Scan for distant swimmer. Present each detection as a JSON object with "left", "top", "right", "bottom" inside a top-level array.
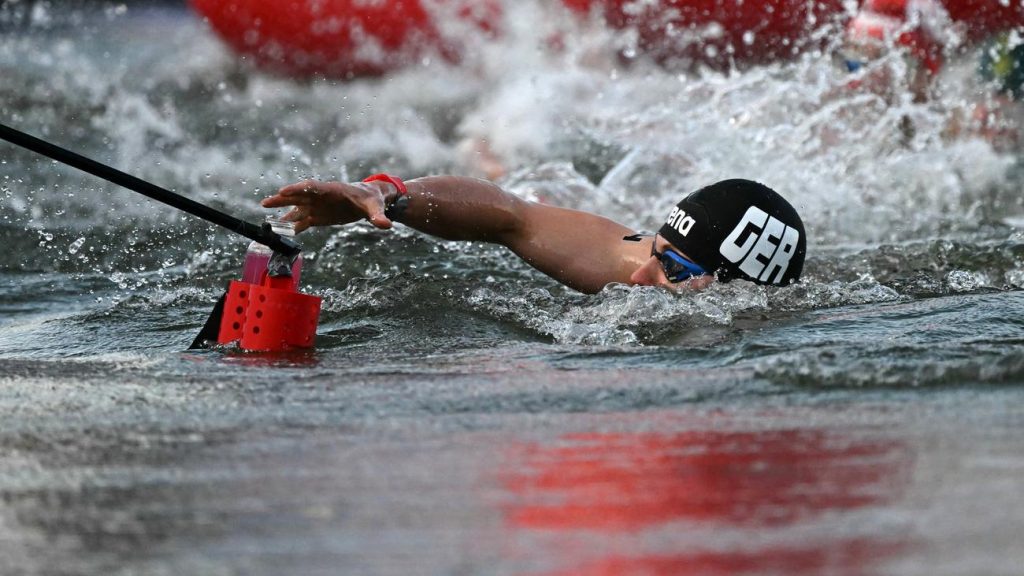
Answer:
[
  {"left": 839, "top": 0, "right": 950, "bottom": 103},
  {"left": 261, "top": 175, "right": 806, "bottom": 294}
]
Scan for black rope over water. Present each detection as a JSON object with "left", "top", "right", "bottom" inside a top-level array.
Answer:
[{"left": 0, "top": 122, "right": 301, "bottom": 258}]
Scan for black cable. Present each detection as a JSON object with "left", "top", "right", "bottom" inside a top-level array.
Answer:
[{"left": 0, "top": 122, "right": 300, "bottom": 257}]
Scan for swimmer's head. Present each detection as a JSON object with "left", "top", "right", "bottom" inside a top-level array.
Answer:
[{"left": 658, "top": 179, "right": 806, "bottom": 286}]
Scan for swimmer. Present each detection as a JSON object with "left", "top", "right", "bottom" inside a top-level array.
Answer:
[
  {"left": 839, "top": 0, "right": 951, "bottom": 103},
  {"left": 261, "top": 175, "right": 805, "bottom": 294}
]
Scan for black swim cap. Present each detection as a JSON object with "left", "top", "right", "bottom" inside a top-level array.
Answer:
[{"left": 657, "top": 179, "right": 806, "bottom": 286}]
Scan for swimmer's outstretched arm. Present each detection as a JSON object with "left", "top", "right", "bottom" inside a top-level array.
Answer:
[{"left": 261, "top": 176, "right": 641, "bottom": 293}]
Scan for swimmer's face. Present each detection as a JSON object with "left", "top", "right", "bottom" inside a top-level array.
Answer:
[{"left": 629, "top": 235, "right": 715, "bottom": 291}]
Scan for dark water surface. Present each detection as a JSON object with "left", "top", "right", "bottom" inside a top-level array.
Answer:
[{"left": 2, "top": 3, "right": 1024, "bottom": 575}]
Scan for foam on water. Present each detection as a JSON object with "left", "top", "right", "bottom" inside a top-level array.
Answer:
[{"left": 2, "top": 3, "right": 1013, "bottom": 230}]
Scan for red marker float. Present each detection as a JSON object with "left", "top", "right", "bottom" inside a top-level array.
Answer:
[
  {"left": 0, "top": 122, "right": 321, "bottom": 353},
  {"left": 217, "top": 275, "right": 320, "bottom": 352},
  {"left": 190, "top": 0, "right": 499, "bottom": 78}
]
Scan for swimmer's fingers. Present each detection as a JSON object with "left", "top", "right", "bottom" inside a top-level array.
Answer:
[
  {"left": 276, "top": 180, "right": 318, "bottom": 195},
  {"left": 277, "top": 179, "right": 337, "bottom": 197},
  {"left": 367, "top": 212, "right": 393, "bottom": 230},
  {"left": 262, "top": 179, "right": 332, "bottom": 208},
  {"left": 261, "top": 192, "right": 307, "bottom": 209},
  {"left": 280, "top": 207, "right": 313, "bottom": 233},
  {"left": 262, "top": 179, "right": 392, "bottom": 230}
]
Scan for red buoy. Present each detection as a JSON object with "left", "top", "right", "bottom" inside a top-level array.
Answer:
[
  {"left": 190, "top": 0, "right": 499, "bottom": 78},
  {"left": 218, "top": 275, "right": 321, "bottom": 352}
]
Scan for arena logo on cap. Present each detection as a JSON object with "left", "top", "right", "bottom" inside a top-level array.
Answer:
[
  {"left": 720, "top": 206, "right": 800, "bottom": 284},
  {"left": 665, "top": 207, "right": 696, "bottom": 237}
]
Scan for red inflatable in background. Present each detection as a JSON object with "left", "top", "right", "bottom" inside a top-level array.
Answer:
[
  {"left": 192, "top": 0, "right": 1024, "bottom": 79},
  {"left": 564, "top": 0, "right": 1024, "bottom": 72},
  {"left": 562, "top": 0, "right": 849, "bottom": 70},
  {"left": 190, "top": 0, "right": 498, "bottom": 78},
  {"left": 943, "top": 0, "right": 1024, "bottom": 44}
]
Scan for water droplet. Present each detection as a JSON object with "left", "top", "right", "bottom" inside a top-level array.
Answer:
[{"left": 68, "top": 237, "right": 86, "bottom": 254}]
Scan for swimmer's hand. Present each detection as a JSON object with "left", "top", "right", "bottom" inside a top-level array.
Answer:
[{"left": 261, "top": 179, "right": 393, "bottom": 233}]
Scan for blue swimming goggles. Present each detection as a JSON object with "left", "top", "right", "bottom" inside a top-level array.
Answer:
[{"left": 651, "top": 236, "right": 706, "bottom": 283}]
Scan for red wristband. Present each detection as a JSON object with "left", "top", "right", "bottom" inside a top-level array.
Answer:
[{"left": 362, "top": 173, "right": 408, "bottom": 196}]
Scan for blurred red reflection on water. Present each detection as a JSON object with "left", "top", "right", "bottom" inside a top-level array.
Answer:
[
  {"left": 506, "top": 429, "right": 907, "bottom": 531},
  {"left": 503, "top": 427, "right": 912, "bottom": 576}
]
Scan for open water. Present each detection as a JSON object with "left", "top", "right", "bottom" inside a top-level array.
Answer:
[{"left": 2, "top": 2, "right": 1024, "bottom": 575}]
